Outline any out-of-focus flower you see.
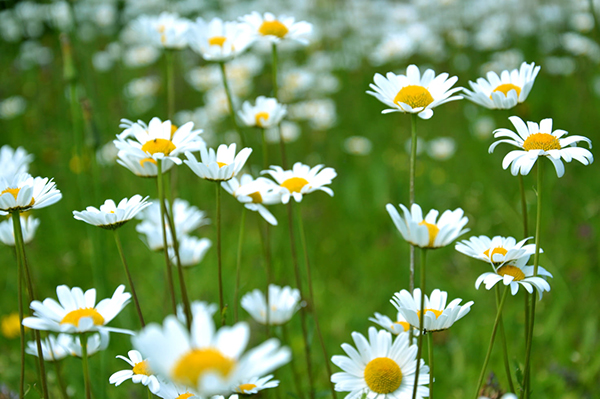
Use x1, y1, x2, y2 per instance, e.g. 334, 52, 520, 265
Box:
184, 144, 252, 182
133, 12, 190, 50
123, 45, 161, 68
264, 121, 301, 144
241, 285, 301, 325
73, 195, 151, 230
263, 162, 336, 204
124, 76, 160, 99
0, 215, 40, 245
240, 12, 312, 45
344, 136, 372, 156
234, 375, 279, 394
187, 18, 253, 62
169, 235, 211, 267
0, 145, 33, 180
0, 96, 27, 119
26, 332, 109, 360
1, 312, 23, 339
238, 97, 286, 128
427, 137, 456, 161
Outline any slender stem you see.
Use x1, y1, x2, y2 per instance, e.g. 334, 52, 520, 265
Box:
113, 230, 145, 327
80, 333, 92, 399
234, 208, 247, 323
257, 215, 272, 336
219, 61, 246, 147
271, 42, 279, 99
297, 204, 337, 399
428, 333, 434, 399
411, 248, 427, 399
156, 161, 178, 314
216, 182, 225, 326
473, 286, 510, 399
15, 239, 25, 399
408, 114, 418, 333
261, 128, 269, 169
282, 323, 305, 399
496, 285, 515, 392
165, 50, 175, 120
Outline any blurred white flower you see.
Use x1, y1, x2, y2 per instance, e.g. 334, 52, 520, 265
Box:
264, 121, 301, 144
343, 136, 372, 156
427, 137, 456, 161
0, 215, 40, 246
0, 96, 27, 119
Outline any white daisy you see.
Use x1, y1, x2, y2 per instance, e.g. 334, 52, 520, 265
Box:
455, 235, 540, 266
22, 285, 132, 335
238, 97, 286, 129
463, 62, 541, 109
187, 18, 253, 62
177, 301, 218, 324
369, 312, 413, 336
221, 174, 282, 226
475, 256, 552, 299
262, 162, 336, 204
0, 145, 33, 180
133, 12, 190, 50
0, 215, 40, 245
109, 349, 161, 394
241, 284, 301, 325
73, 195, 151, 230
116, 150, 176, 178
234, 375, 279, 394
489, 116, 593, 177
169, 235, 212, 267
136, 198, 210, 235
62, 330, 111, 357
0, 173, 62, 213
184, 144, 252, 182
25, 334, 71, 361
386, 203, 469, 249
367, 64, 463, 119
392, 289, 474, 333
331, 327, 429, 399
240, 12, 312, 45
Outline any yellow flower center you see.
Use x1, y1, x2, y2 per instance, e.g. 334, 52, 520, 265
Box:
176, 394, 194, 399
363, 357, 402, 394
238, 383, 257, 393
60, 308, 105, 327
418, 308, 443, 319
522, 133, 561, 152
394, 85, 434, 109
208, 36, 227, 46
141, 138, 176, 156
281, 177, 309, 193
1, 187, 35, 207
255, 112, 270, 127
491, 83, 521, 99
217, 162, 228, 168
258, 20, 289, 38
248, 191, 263, 204
171, 348, 235, 388
496, 265, 526, 281
133, 360, 152, 376
139, 157, 158, 167
1, 313, 23, 339
418, 220, 439, 247
393, 321, 410, 332
483, 247, 508, 261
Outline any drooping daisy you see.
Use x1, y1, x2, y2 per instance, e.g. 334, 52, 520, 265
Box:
187, 18, 253, 62
238, 97, 287, 129
262, 162, 336, 204
109, 349, 161, 394
221, 174, 282, 226
61, 330, 110, 357
116, 150, 176, 178
132, 12, 190, 50
133, 304, 291, 396
0, 173, 62, 213
73, 195, 151, 230
331, 327, 429, 399
455, 235, 540, 266
0, 145, 33, 180
369, 312, 413, 336
489, 116, 593, 177
367, 64, 463, 119
137, 198, 210, 235
475, 256, 552, 299
22, 285, 132, 334
241, 284, 301, 325
234, 375, 279, 394
184, 144, 252, 182
0, 215, 40, 245
463, 62, 541, 109
386, 203, 469, 249
392, 289, 474, 333
240, 12, 312, 45
25, 334, 71, 361
169, 235, 211, 267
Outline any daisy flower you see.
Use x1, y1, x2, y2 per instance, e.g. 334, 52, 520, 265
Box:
133, 12, 190, 50
133, 304, 291, 396
241, 284, 301, 325
0, 173, 62, 213
184, 144, 252, 182
137, 198, 210, 235
234, 375, 279, 394
463, 62, 541, 109
116, 150, 176, 177
26, 332, 109, 360
177, 301, 218, 324
331, 327, 429, 399
392, 289, 474, 333
109, 349, 161, 394
367, 64, 463, 119
22, 285, 132, 335
61, 331, 110, 357
475, 256, 552, 299
156, 380, 198, 399
369, 312, 413, 336
489, 116, 593, 177
262, 162, 336, 204
0, 145, 33, 180
73, 195, 151, 230
238, 97, 287, 128
0, 215, 40, 245
221, 174, 282, 226
386, 203, 469, 249
169, 235, 211, 267
187, 18, 253, 62
240, 12, 312, 45
455, 235, 539, 266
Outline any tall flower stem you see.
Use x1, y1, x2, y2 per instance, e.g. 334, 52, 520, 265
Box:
80, 333, 92, 399
519, 174, 531, 359
156, 161, 178, 314
411, 248, 427, 399
14, 230, 25, 399
473, 285, 510, 399
281, 323, 305, 399
271, 43, 287, 167
12, 212, 49, 399
427, 332, 434, 399
296, 204, 337, 399
496, 285, 515, 393
165, 50, 175, 120
261, 128, 269, 169
113, 230, 145, 327
257, 216, 272, 336
216, 182, 225, 326
408, 114, 418, 312
233, 208, 247, 323
219, 61, 246, 147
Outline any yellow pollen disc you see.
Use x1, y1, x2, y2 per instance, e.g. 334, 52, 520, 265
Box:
394, 85, 434, 109
418, 308, 443, 319
491, 83, 521, 99
209, 36, 227, 46
1, 313, 24, 339
483, 247, 508, 260
364, 357, 402, 394
393, 321, 410, 332
248, 191, 263, 203
255, 112, 270, 127
496, 265, 526, 281
217, 162, 228, 168
176, 393, 194, 399
238, 383, 257, 393
258, 20, 289, 38
60, 308, 105, 327
139, 157, 158, 167
523, 133, 561, 152
133, 360, 152, 376
170, 124, 178, 139
1, 187, 35, 207
171, 348, 235, 388
141, 138, 176, 156
281, 177, 309, 193
418, 220, 439, 247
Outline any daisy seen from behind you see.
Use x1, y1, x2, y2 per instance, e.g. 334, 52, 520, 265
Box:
221, 174, 282, 226
0, 173, 62, 213
187, 18, 253, 62
109, 349, 161, 394
455, 235, 539, 266
475, 255, 552, 298
0, 145, 33, 180
331, 327, 429, 399
169, 235, 211, 267
0, 215, 40, 245
240, 12, 312, 45
369, 312, 413, 336
238, 96, 286, 128
367, 64, 463, 119
241, 284, 301, 325
184, 143, 252, 182
489, 116, 593, 177
73, 195, 151, 230
262, 162, 336, 204
234, 375, 279, 394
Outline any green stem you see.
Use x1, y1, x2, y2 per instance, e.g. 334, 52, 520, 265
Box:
234, 208, 247, 323
428, 333, 434, 399
219, 61, 246, 147
216, 182, 225, 326
271, 43, 287, 168
256, 215, 272, 337
473, 286, 510, 399
282, 323, 305, 399
166, 50, 175, 120
412, 248, 427, 399
261, 128, 269, 169
496, 285, 515, 392
54, 360, 70, 399
408, 114, 418, 329
113, 230, 145, 327
14, 240, 25, 399
80, 333, 92, 399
